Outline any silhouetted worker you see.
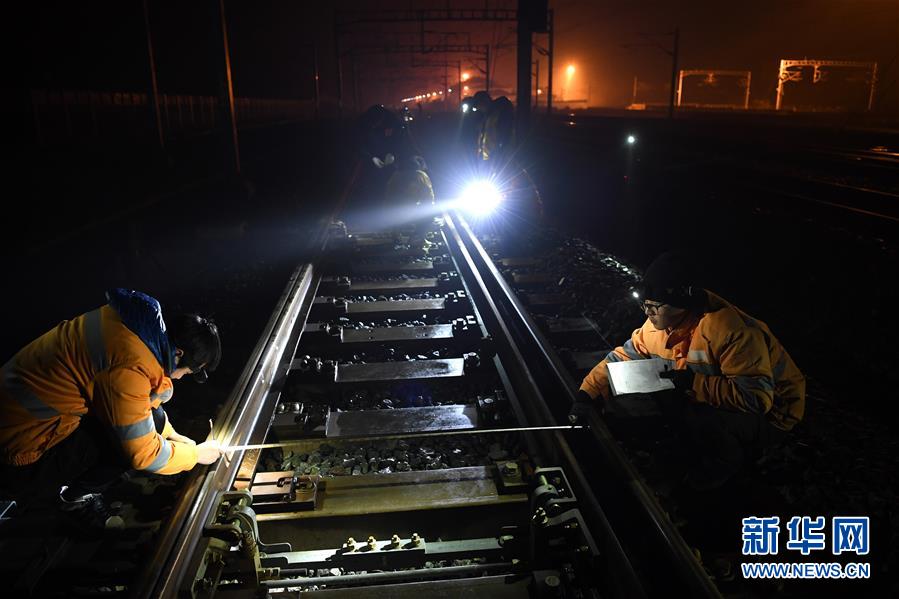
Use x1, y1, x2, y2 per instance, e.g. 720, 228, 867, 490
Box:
459, 91, 492, 161
570, 252, 805, 491
477, 96, 515, 169
357, 104, 416, 170
385, 155, 437, 237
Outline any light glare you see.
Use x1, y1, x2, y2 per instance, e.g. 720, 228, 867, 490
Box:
460, 181, 503, 216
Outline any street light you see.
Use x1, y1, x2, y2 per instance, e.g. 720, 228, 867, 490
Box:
565, 64, 576, 100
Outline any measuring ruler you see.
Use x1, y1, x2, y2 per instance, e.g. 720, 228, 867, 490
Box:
221, 424, 586, 452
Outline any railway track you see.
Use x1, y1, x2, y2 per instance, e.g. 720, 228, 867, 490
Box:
130, 208, 720, 598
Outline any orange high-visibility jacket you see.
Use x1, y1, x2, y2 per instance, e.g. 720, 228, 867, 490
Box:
0, 305, 198, 472
580, 291, 805, 431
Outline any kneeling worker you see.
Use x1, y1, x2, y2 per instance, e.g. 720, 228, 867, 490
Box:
0, 288, 224, 515
570, 252, 805, 491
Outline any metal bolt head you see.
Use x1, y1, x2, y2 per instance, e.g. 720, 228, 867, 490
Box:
344, 537, 356, 551
411, 532, 422, 546
367, 535, 377, 549
391, 534, 401, 547
501, 461, 519, 477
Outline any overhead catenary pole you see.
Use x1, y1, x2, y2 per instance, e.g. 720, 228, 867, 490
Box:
313, 44, 320, 118
744, 71, 751, 109
516, 0, 532, 136
458, 60, 463, 107
333, 19, 343, 115
867, 63, 878, 111
351, 51, 359, 113
142, 0, 164, 149
668, 26, 679, 119
486, 46, 491, 94
217, 0, 241, 175
546, 9, 554, 115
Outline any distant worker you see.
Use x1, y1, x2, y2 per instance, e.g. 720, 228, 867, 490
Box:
459, 91, 492, 161
473, 96, 543, 226
386, 155, 435, 209
477, 96, 515, 168
357, 104, 416, 170
0, 289, 224, 520
569, 252, 805, 491
385, 155, 436, 236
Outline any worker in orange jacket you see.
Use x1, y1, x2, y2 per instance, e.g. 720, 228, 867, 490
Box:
569, 251, 805, 491
0, 289, 224, 514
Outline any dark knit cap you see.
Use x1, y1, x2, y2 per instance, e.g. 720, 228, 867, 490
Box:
639, 251, 703, 309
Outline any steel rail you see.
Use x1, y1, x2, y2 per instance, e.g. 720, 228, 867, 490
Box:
264, 562, 515, 589
441, 212, 649, 599
134, 261, 319, 598
448, 211, 721, 598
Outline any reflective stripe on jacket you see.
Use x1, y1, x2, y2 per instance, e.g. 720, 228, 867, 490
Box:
580, 291, 805, 431
0, 305, 197, 471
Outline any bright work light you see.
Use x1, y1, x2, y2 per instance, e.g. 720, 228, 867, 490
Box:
459, 180, 503, 216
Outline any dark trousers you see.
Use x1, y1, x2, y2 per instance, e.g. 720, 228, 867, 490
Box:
678, 401, 786, 490
0, 407, 165, 507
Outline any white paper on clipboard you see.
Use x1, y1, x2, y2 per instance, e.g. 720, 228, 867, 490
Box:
607, 358, 675, 396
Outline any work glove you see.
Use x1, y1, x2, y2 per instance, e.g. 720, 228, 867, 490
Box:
568, 389, 601, 425
659, 368, 695, 393
196, 439, 224, 465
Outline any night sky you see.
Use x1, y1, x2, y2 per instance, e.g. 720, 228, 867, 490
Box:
26, 1, 899, 110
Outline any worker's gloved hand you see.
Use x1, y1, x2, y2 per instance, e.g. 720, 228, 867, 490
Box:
196, 439, 224, 465
168, 431, 196, 446
660, 368, 695, 392
568, 390, 601, 425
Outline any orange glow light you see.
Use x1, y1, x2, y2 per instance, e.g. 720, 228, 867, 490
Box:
566, 64, 576, 76
462, 72, 470, 81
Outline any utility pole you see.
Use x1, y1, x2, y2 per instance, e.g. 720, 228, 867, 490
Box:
217, 0, 240, 175
547, 9, 554, 115
668, 27, 679, 119
458, 61, 463, 107
351, 52, 359, 114
312, 44, 320, 118
333, 20, 342, 115
486, 46, 491, 94
142, 0, 164, 150
516, 0, 532, 137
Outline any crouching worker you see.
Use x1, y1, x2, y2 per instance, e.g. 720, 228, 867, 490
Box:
0, 288, 224, 519
569, 252, 805, 491
386, 155, 437, 238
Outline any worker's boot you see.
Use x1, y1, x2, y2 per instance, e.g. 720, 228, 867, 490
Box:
58, 486, 122, 530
